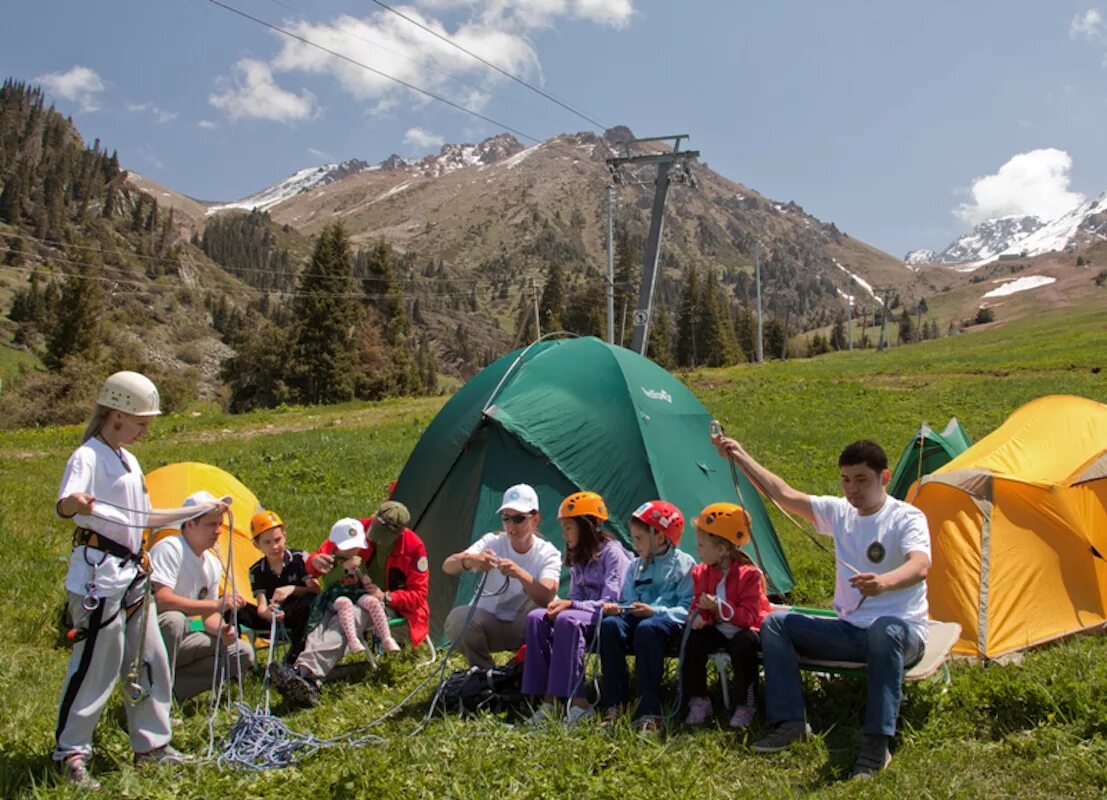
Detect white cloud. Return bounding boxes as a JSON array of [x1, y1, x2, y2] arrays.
[[404, 126, 446, 148], [307, 147, 334, 160], [127, 102, 178, 124], [35, 65, 105, 112], [198, 119, 218, 130], [270, 11, 537, 113], [955, 148, 1085, 225], [1070, 9, 1103, 39], [209, 58, 316, 122], [425, 0, 634, 29]]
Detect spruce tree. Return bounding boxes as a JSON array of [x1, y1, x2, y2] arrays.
[[675, 265, 700, 367], [647, 300, 675, 369], [288, 222, 358, 404], [696, 273, 737, 367], [44, 257, 105, 369], [539, 263, 566, 332], [613, 230, 639, 345]]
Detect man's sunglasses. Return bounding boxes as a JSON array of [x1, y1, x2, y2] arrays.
[[501, 512, 533, 524]]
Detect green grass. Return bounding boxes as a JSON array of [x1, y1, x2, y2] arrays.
[[1, 308, 1106, 797]]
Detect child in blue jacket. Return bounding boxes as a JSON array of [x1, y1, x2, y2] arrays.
[[598, 500, 694, 733]]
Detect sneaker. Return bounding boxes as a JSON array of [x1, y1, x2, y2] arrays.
[[635, 715, 662, 735], [56, 753, 100, 791], [684, 696, 713, 726], [134, 745, 192, 767], [850, 734, 892, 779], [729, 704, 757, 729], [273, 663, 320, 707], [751, 720, 812, 753], [524, 702, 556, 726], [347, 638, 367, 655], [381, 636, 401, 654], [566, 704, 595, 726], [599, 706, 623, 727]]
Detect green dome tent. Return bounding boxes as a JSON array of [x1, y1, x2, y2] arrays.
[[888, 418, 972, 500], [391, 336, 795, 636]]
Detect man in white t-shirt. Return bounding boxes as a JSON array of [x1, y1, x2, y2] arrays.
[[442, 484, 562, 668], [712, 434, 930, 779], [150, 491, 256, 702]]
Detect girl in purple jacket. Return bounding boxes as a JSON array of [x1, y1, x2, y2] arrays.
[[522, 491, 631, 725]]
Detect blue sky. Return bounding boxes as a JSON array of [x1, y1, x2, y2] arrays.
[[4, 1, 1107, 258]]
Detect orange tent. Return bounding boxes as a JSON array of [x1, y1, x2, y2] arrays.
[[910, 395, 1107, 658], [145, 462, 264, 598]]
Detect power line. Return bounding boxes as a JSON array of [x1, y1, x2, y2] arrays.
[[203, 0, 542, 144], [369, 0, 609, 132]]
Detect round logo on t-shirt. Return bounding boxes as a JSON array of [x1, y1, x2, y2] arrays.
[[198, 587, 209, 600], [866, 541, 886, 564]]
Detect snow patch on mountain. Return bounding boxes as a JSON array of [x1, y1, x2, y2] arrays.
[[833, 259, 882, 304], [206, 160, 373, 215], [981, 275, 1056, 299], [906, 216, 1043, 266]]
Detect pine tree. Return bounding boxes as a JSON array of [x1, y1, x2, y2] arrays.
[[613, 230, 639, 345], [734, 305, 755, 363], [539, 263, 566, 332], [647, 300, 675, 369], [44, 257, 105, 369], [675, 265, 700, 367], [563, 282, 605, 338], [829, 318, 847, 350], [288, 222, 358, 404], [696, 273, 737, 367], [763, 317, 785, 361], [898, 308, 914, 344]]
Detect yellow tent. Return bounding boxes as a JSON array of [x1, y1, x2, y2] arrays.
[[910, 395, 1107, 659], [145, 462, 264, 599]]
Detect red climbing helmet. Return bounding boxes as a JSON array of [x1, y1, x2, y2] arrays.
[[630, 500, 684, 546]]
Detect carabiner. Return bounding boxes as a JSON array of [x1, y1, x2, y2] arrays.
[[123, 677, 149, 705], [82, 582, 100, 611], [709, 419, 724, 438]]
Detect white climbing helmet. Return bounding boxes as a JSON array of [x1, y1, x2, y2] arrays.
[[97, 371, 161, 416]]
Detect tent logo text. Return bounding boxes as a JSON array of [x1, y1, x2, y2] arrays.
[[641, 387, 672, 404]]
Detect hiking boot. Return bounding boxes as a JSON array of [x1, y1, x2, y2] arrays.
[[729, 704, 757, 729], [56, 753, 100, 791], [524, 702, 556, 726], [684, 696, 713, 726], [273, 663, 320, 707], [381, 636, 402, 654], [566, 704, 595, 726], [850, 734, 892, 779], [635, 715, 662, 736], [751, 720, 812, 753], [134, 745, 192, 767]]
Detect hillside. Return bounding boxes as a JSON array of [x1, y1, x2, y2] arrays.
[[1, 306, 1106, 798]]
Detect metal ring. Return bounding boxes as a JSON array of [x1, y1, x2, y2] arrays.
[[82, 594, 101, 611]]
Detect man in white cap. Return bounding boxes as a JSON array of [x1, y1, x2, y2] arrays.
[[149, 491, 256, 702], [442, 484, 562, 668]]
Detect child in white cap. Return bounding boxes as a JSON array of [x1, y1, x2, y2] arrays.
[[305, 518, 400, 655]]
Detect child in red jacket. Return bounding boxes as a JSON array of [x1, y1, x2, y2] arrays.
[[683, 502, 771, 728]]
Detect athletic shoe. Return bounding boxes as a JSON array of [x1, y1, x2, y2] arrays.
[[134, 745, 192, 767], [635, 715, 662, 735], [599, 706, 623, 727], [382, 636, 402, 654], [729, 704, 757, 728], [684, 696, 713, 726], [524, 702, 556, 726], [566, 704, 595, 726], [751, 720, 812, 753], [56, 753, 100, 791], [347, 638, 367, 654], [850, 734, 892, 779]]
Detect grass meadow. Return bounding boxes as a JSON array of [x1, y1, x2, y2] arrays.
[[1, 305, 1106, 798]]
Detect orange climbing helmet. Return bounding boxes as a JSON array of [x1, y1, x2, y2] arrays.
[[250, 509, 285, 539], [693, 502, 752, 548], [558, 491, 608, 522]]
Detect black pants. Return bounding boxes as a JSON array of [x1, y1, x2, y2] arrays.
[[681, 625, 761, 705], [236, 593, 312, 663]]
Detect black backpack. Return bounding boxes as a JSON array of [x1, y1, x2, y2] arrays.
[[437, 661, 526, 717]]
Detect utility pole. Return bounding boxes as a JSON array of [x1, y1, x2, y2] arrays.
[[878, 287, 891, 351], [606, 184, 615, 345], [606, 135, 699, 356], [532, 275, 541, 339], [915, 299, 923, 343], [847, 277, 854, 351], [754, 241, 764, 363]]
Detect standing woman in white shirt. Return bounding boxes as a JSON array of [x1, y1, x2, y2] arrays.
[[52, 371, 222, 789]]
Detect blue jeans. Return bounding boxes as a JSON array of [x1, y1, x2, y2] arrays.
[[760, 611, 924, 736], [598, 613, 681, 718]]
